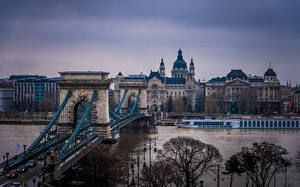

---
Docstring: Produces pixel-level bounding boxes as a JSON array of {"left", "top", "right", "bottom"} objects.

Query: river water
[{"left": 0, "top": 124, "right": 300, "bottom": 186}]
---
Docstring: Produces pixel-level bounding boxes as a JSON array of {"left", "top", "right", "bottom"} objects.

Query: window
[{"left": 270, "top": 121, "right": 273, "bottom": 128}]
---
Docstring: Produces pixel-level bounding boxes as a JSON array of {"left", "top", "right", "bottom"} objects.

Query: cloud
[{"left": 0, "top": 0, "right": 299, "bottom": 85}]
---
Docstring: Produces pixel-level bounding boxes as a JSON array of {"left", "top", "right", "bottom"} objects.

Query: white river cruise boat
[{"left": 176, "top": 118, "right": 300, "bottom": 129}]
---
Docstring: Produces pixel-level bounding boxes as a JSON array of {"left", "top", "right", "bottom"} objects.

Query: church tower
[
  {"left": 159, "top": 58, "right": 165, "bottom": 77},
  {"left": 189, "top": 58, "right": 195, "bottom": 77}
]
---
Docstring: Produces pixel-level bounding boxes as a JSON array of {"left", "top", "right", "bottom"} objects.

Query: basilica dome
[{"left": 173, "top": 49, "right": 187, "bottom": 69}]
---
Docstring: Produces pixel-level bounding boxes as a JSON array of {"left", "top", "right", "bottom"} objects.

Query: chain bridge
[{"left": 0, "top": 71, "right": 153, "bottom": 181}]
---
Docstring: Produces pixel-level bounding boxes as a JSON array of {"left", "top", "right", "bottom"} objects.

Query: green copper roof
[{"left": 173, "top": 49, "right": 187, "bottom": 69}]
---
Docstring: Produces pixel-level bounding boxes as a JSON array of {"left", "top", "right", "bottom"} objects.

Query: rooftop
[
  {"left": 59, "top": 71, "right": 109, "bottom": 75},
  {"left": 226, "top": 69, "right": 248, "bottom": 80}
]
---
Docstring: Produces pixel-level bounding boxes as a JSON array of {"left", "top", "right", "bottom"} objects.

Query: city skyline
[{"left": 1, "top": 0, "right": 300, "bottom": 85}]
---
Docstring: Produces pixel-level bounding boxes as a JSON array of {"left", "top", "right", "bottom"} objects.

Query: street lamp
[
  {"left": 130, "top": 160, "right": 135, "bottom": 186},
  {"left": 5, "top": 152, "right": 9, "bottom": 171}
]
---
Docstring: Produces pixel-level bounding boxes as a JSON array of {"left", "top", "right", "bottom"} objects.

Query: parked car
[
  {"left": 10, "top": 181, "right": 22, "bottom": 187},
  {"left": 17, "top": 165, "right": 27, "bottom": 173},
  {"left": 25, "top": 160, "right": 36, "bottom": 168},
  {"left": 6, "top": 170, "right": 18, "bottom": 178},
  {"left": 47, "top": 147, "right": 55, "bottom": 154},
  {"left": 55, "top": 144, "right": 61, "bottom": 150},
  {"left": 38, "top": 153, "right": 46, "bottom": 160}
]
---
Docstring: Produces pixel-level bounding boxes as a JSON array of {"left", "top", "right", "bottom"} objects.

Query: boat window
[
  {"left": 185, "top": 122, "right": 190, "bottom": 125},
  {"left": 287, "top": 121, "right": 290, "bottom": 128},
  {"left": 296, "top": 121, "right": 299, "bottom": 128},
  {"left": 266, "top": 121, "right": 269, "bottom": 127},
  {"left": 270, "top": 121, "right": 273, "bottom": 128},
  {"left": 257, "top": 121, "right": 260, "bottom": 127},
  {"left": 261, "top": 121, "right": 264, "bottom": 127},
  {"left": 283, "top": 121, "right": 286, "bottom": 128},
  {"left": 292, "top": 121, "right": 295, "bottom": 127},
  {"left": 279, "top": 121, "right": 281, "bottom": 127},
  {"left": 253, "top": 121, "right": 256, "bottom": 127},
  {"left": 240, "top": 121, "right": 242, "bottom": 127}
]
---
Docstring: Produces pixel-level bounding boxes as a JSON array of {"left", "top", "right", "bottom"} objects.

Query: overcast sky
[{"left": 0, "top": 0, "right": 299, "bottom": 85}]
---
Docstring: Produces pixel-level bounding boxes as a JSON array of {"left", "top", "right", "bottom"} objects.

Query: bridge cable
[{"left": 59, "top": 90, "right": 97, "bottom": 158}]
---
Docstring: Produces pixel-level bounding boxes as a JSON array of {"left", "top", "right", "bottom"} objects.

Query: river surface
[{"left": 0, "top": 124, "right": 300, "bottom": 186}]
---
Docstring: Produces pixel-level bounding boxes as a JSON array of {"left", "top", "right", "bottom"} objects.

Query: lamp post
[
  {"left": 23, "top": 144, "right": 27, "bottom": 154},
  {"left": 130, "top": 151, "right": 135, "bottom": 186},
  {"left": 5, "top": 152, "right": 9, "bottom": 171},
  {"left": 137, "top": 150, "right": 140, "bottom": 187},
  {"left": 214, "top": 164, "right": 224, "bottom": 187}
]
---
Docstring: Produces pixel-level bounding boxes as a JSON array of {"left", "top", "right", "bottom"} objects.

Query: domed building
[
  {"left": 205, "top": 67, "right": 281, "bottom": 114},
  {"left": 146, "top": 49, "right": 197, "bottom": 112}
]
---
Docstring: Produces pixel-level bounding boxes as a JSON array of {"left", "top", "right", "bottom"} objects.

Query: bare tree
[
  {"left": 229, "top": 142, "right": 291, "bottom": 187},
  {"left": 295, "top": 150, "right": 300, "bottom": 172},
  {"left": 82, "top": 144, "right": 129, "bottom": 187},
  {"left": 156, "top": 136, "right": 222, "bottom": 187},
  {"left": 223, "top": 154, "right": 244, "bottom": 187},
  {"left": 167, "top": 95, "right": 173, "bottom": 112},
  {"left": 39, "top": 96, "right": 55, "bottom": 118},
  {"left": 142, "top": 159, "right": 184, "bottom": 187},
  {"left": 205, "top": 95, "right": 219, "bottom": 113},
  {"left": 173, "top": 96, "right": 185, "bottom": 113}
]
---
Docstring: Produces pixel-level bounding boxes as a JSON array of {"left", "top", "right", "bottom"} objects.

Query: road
[{"left": 0, "top": 160, "right": 43, "bottom": 187}]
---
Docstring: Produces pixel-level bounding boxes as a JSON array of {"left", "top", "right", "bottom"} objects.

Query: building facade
[
  {"left": 146, "top": 49, "right": 197, "bottom": 112},
  {"left": 205, "top": 68, "right": 281, "bottom": 114},
  {"left": 0, "top": 81, "right": 14, "bottom": 112},
  {"left": 293, "top": 89, "right": 300, "bottom": 114},
  {"left": 9, "top": 75, "right": 60, "bottom": 112},
  {"left": 112, "top": 49, "right": 199, "bottom": 113}
]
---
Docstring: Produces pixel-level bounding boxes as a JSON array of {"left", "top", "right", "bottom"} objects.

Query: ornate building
[
  {"left": 146, "top": 49, "right": 196, "bottom": 112},
  {"left": 205, "top": 68, "right": 281, "bottom": 114},
  {"left": 293, "top": 89, "right": 300, "bottom": 114}
]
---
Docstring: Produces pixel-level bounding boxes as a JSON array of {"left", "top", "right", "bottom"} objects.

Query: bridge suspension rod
[
  {"left": 26, "top": 90, "right": 72, "bottom": 154},
  {"left": 129, "top": 89, "right": 141, "bottom": 115},
  {"left": 59, "top": 90, "right": 97, "bottom": 158},
  {"left": 114, "top": 89, "right": 127, "bottom": 114},
  {"left": 109, "top": 108, "right": 120, "bottom": 121}
]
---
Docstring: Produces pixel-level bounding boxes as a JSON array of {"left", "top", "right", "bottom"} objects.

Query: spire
[
  {"left": 159, "top": 57, "right": 165, "bottom": 77},
  {"left": 160, "top": 58, "right": 164, "bottom": 66},
  {"left": 177, "top": 49, "right": 183, "bottom": 60},
  {"left": 190, "top": 58, "right": 194, "bottom": 66}
]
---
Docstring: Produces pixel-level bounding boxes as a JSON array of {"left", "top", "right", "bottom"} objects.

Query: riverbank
[{"left": 0, "top": 118, "right": 49, "bottom": 125}]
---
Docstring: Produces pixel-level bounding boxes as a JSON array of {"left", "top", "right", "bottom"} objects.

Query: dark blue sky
[{"left": 0, "top": 0, "right": 299, "bottom": 85}]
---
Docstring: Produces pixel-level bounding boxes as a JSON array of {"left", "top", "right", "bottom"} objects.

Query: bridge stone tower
[
  {"left": 56, "top": 71, "right": 111, "bottom": 136},
  {"left": 119, "top": 79, "right": 148, "bottom": 115}
]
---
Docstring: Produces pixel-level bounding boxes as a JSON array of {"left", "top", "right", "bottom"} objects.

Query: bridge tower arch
[
  {"left": 118, "top": 79, "right": 147, "bottom": 115},
  {"left": 57, "top": 71, "right": 111, "bottom": 136}
]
